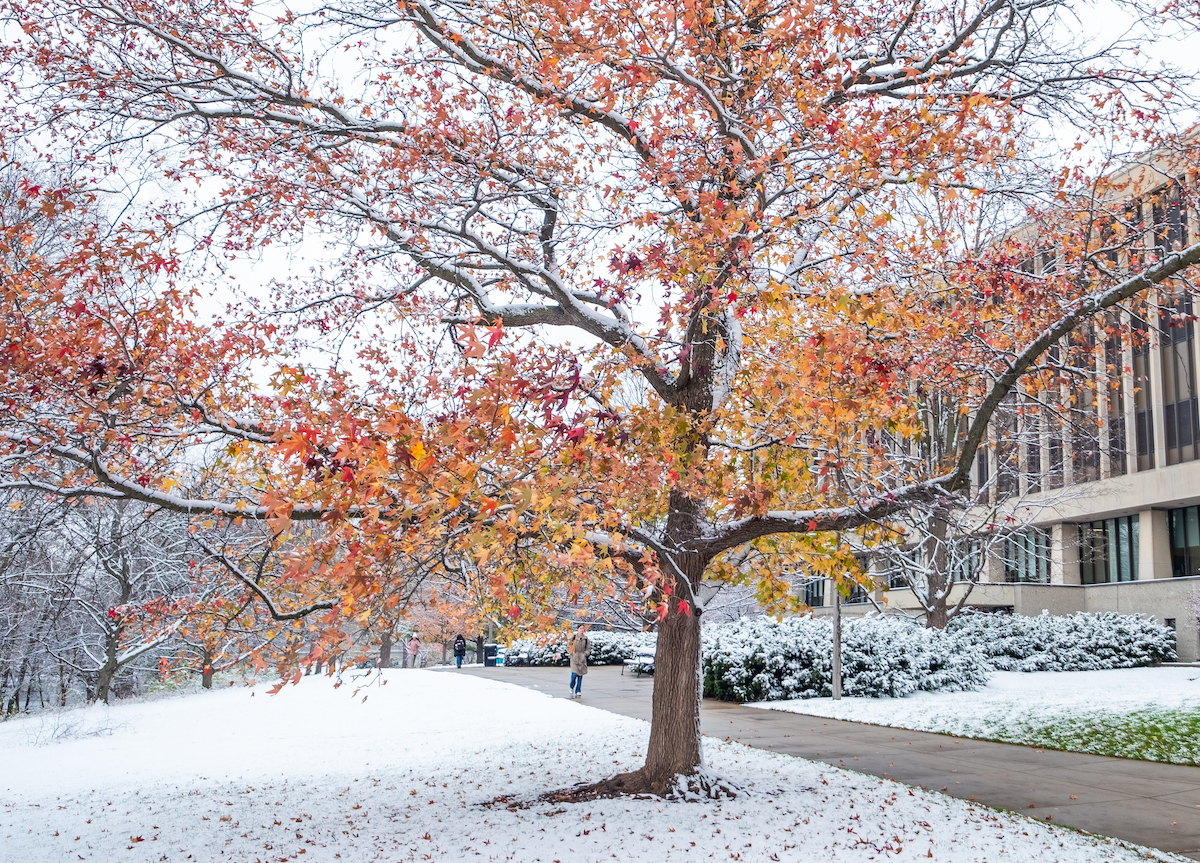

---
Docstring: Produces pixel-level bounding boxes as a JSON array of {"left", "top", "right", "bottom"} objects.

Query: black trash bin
[{"left": 483, "top": 644, "right": 498, "bottom": 667}]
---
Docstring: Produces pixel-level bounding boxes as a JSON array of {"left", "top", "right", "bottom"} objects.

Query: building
[{"left": 805, "top": 158, "right": 1200, "bottom": 662}]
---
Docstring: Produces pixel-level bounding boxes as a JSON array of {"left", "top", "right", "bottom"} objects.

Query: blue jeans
[
  {"left": 570, "top": 672, "right": 582, "bottom": 694},
  {"left": 456, "top": 655, "right": 463, "bottom": 668}
]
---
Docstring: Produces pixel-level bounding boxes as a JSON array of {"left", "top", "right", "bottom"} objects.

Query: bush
[
  {"left": 701, "top": 616, "right": 990, "bottom": 702},
  {"left": 509, "top": 630, "right": 656, "bottom": 667},
  {"left": 948, "top": 611, "right": 1176, "bottom": 671}
]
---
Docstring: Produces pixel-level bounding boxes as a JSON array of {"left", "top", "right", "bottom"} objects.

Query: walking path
[{"left": 460, "top": 664, "right": 1200, "bottom": 859}]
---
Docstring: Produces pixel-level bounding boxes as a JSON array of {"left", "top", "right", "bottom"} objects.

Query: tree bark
[
  {"left": 201, "top": 647, "right": 214, "bottom": 689},
  {"left": 95, "top": 639, "right": 118, "bottom": 704},
  {"left": 642, "top": 581, "right": 703, "bottom": 790},
  {"left": 379, "top": 631, "right": 392, "bottom": 669},
  {"left": 924, "top": 513, "right": 951, "bottom": 629}
]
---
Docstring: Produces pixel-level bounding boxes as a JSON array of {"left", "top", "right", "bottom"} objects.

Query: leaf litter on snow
[{"left": 0, "top": 670, "right": 1190, "bottom": 861}]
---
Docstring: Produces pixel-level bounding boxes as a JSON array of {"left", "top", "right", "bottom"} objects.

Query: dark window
[
  {"left": 1026, "top": 411, "right": 1043, "bottom": 493},
  {"left": 1132, "top": 312, "right": 1155, "bottom": 471},
  {"left": 1048, "top": 428, "right": 1064, "bottom": 489},
  {"left": 996, "top": 395, "right": 1020, "bottom": 494},
  {"left": 1153, "top": 185, "right": 1188, "bottom": 257},
  {"left": 1046, "top": 344, "right": 1064, "bottom": 488},
  {"left": 1104, "top": 322, "right": 1128, "bottom": 476},
  {"left": 948, "top": 541, "right": 982, "bottom": 583},
  {"left": 887, "top": 548, "right": 921, "bottom": 589},
  {"left": 976, "top": 446, "right": 990, "bottom": 490},
  {"left": 802, "top": 578, "right": 825, "bottom": 608},
  {"left": 1168, "top": 505, "right": 1200, "bottom": 578},
  {"left": 845, "top": 581, "right": 870, "bottom": 604},
  {"left": 1078, "top": 516, "right": 1139, "bottom": 584},
  {"left": 1160, "top": 295, "right": 1199, "bottom": 466},
  {"left": 1003, "top": 529, "right": 1051, "bottom": 583},
  {"left": 1070, "top": 333, "right": 1100, "bottom": 484}
]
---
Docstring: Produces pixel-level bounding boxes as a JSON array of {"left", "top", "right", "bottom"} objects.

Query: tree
[{"left": 5, "top": 0, "right": 1200, "bottom": 796}]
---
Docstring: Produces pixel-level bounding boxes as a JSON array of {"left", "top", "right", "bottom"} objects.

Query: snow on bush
[
  {"left": 948, "top": 611, "right": 1176, "bottom": 671},
  {"left": 702, "top": 616, "right": 990, "bottom": 702},
  {"left": 510, "top": 629, "right": 656, "bottom": 666},
  {"left": 512, "top": 612, "right": 1173, "bottom": 700}
]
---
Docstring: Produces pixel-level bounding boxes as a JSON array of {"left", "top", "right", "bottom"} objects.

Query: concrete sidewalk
[{"left": 459, "top": 664, "right": 1200, "bottom": 859}]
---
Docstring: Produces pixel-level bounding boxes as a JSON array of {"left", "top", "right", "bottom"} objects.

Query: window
[
  {"left": 1104, "top": 321, "right": 1128, "bottom": 476},
  {"left": 1078, "top": 516, "right": 1139, "bottom": 584},
  {"left": 887, "top": 548, "right": 921, "bottom": 589},
  {"left": 1003, "top": 529, "right": 1051, "bottom": 583},
  {"left": 802, "top": 578, "right": 825, "bottom": 608},
  {"left": 1025, "top": 410, "right": 1043, "bottom": 493},
  {"left": 948, "top": 541, "right": 982, "bottom": 583},
  {"left": 1046, "top": 344, "right": 1065, "bottom": 488},
  {"left": 1153, "top": 185, "right": 1188, "bottom": 257},
  {"left": 845, "top": 581, "right": 870, "bottom": 604},
  {"left": 996, "top": 395, "right": 1019, "bottom": 494},
  {"left": 886, "top": 542, "right": 977, "bottom": 587},
  {"left": 1131, "top": 312, "right": 1155, "bottom": 471},
  {"left": 1160, "top": 295, "right": 1199, "bottom": 465},
  {"left": 1168, "top": 505, "right": 1200, "bottom": 578},
  {"left": 976, "top": 445, "right": 990, "bottom": 490}
]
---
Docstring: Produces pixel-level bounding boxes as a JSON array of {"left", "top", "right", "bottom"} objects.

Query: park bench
[{"left": 621, "top": 651, "right": 655, "bottom": 677}]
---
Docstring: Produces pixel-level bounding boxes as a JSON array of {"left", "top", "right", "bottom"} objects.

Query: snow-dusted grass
[
  {"left": 1, "top": 671, "right": 1189, "bottom": 862},
  {"left": 756, "top": 667, "right": 1200, "bottom": 765}
]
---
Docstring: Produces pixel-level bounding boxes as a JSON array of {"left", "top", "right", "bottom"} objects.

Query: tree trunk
[
  {"left": 379, "top": 632, "right": 392, "bottom": 669},
  {"left": 201, "top": 648, "right": 214, "bottom": 689},
  {"left": 924, "top": 512, "right": 951, "bottom": 629},
  {"left": 831, "top": 583, "right": 842, "bottom": 699},
  {"left": 642, "top": 587, "right": 703, "bottom": 790},
  {"left": 95, "top": 655, "right": 117, "bottom": 704}
]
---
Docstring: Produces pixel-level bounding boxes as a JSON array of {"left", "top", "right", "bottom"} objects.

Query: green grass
[{"left": 973, "top": 708, "right": 1200, "bottom": 765}]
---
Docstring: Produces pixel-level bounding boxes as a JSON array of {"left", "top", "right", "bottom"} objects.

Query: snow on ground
[
  {"left": 1, "top": 671, "right": 1189, "bottom": 863},
  {"left": 753, "top": 667, "right": 1200, "bottom": 733}
]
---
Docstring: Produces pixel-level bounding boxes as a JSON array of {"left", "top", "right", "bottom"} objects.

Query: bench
[{"left": 621, "top": 652, "right": 655, "bottom": 677}]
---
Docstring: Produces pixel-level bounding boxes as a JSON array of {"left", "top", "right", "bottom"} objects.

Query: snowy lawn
[
  {"left": 754, "top": 667, "right": 1200, "bottom": 765},
  {"left": 1, "top": 671, "right": 1190, "bottom": 862}
]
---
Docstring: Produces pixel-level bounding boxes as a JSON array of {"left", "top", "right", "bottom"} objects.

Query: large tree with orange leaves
[{"left": 4, "top": 0, "right": 1200, "bottom": 795}]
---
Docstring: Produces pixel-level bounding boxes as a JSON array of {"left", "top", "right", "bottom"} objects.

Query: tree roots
[{"left": 490, "top": 767, "right": 748, "bottom": 809}]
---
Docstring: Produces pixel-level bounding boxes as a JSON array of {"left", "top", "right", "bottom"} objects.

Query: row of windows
[
  {"left": 801, "top": 507, "right": 1200, "bottom": 606},
  {"left": 1079, "top": 516, "right": 1139, "bottom": 585}
]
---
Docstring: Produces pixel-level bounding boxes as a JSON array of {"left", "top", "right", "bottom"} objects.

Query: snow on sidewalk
[
  {"left": 0, "top": 670, "right": 1187, "bottom": 862},
  {"left": 751, "top": 667, "right": 1200, "bottom": 735}
]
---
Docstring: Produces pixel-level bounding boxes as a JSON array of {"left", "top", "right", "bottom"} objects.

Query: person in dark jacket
[{"left": 453, "top": 633, "right": 467, "bottom": 668}]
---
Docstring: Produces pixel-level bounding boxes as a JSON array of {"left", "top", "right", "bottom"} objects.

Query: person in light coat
[
  {"left": 406, "top": 634, "right": 421, "bottom": 669},
  {"left": 568, "top": 626, "right": 590, "bottom": 698}
]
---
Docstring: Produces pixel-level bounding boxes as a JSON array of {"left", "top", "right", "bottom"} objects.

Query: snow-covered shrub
[
  {"left": 509, "top": 630, "right": 657, "bottom": 666},
  {"left": 701, "top": 616, "right": 990, "bottom": 702},
  {"left": 949, "top": 611, "right": 1176, "bottom": 671}
]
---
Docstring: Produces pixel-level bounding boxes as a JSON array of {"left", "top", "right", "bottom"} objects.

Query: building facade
[{"left": 805, "top": 165, "right": 1200, "bottom": 662}]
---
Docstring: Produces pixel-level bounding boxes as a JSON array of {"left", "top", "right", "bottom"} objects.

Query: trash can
[{"left": 483, "top": 644, "right": 498, "bottom": 667}]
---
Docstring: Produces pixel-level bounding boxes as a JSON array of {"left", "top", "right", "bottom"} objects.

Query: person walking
[
  {"left": 453, "top": 633, "right": 467, "bottom": 668},
  {"left": 406, "top": 634, "right": 422, "bottom": 669},
  {"left": 568, "top": 626, "right": 590, "bottom": 698}
]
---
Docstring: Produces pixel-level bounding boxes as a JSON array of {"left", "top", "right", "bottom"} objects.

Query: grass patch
[{"left": 976, "top": 707, "right": 1200, "bottom": 765}]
